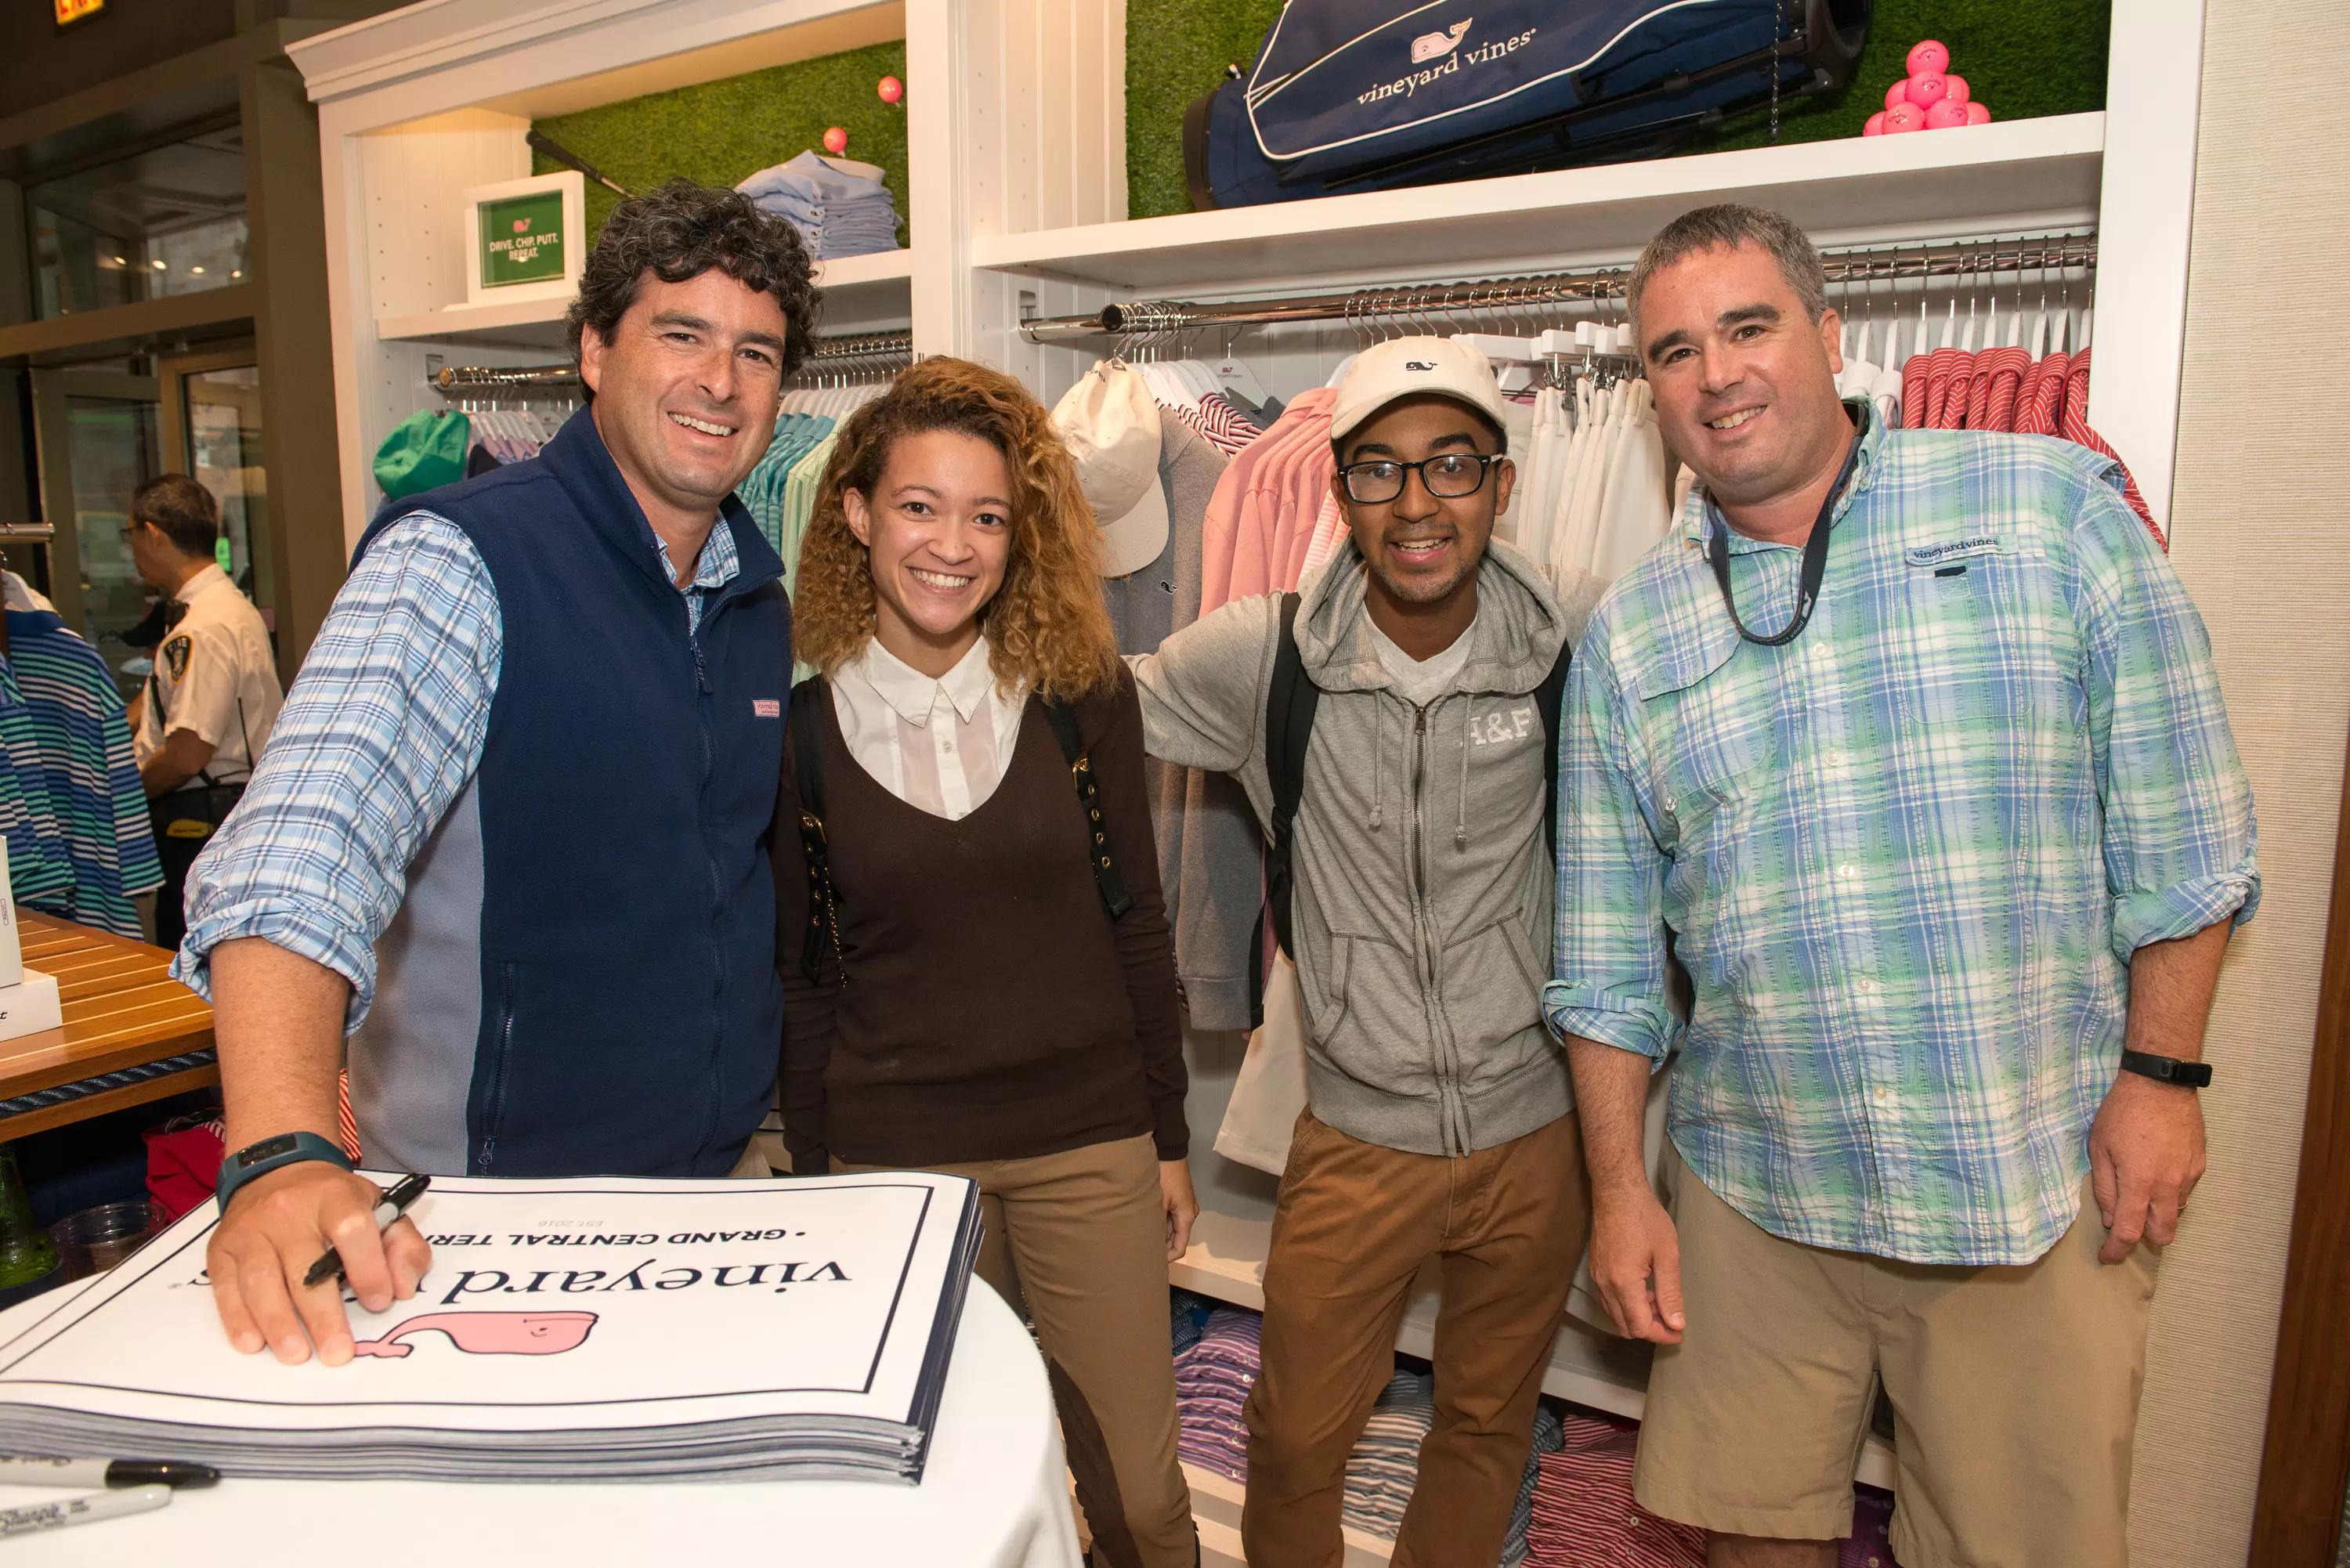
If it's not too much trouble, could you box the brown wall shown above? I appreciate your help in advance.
[0,1,241,121]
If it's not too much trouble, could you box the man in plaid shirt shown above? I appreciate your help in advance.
[1547,204,2257,1568]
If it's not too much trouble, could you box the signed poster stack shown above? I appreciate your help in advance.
[0,1172,984,1483]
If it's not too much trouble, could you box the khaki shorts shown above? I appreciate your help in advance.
[1633,1146,2160,1568]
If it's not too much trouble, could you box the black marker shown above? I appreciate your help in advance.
[0,1456,218,1489]
[302,1172,432,1288]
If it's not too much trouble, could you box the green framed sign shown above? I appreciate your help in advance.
[461,171,584,309]
[479,191,568,287]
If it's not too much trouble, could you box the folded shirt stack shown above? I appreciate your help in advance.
[736,151,902,260]
[1842,1484,1900,1568]
[1339,1370,1434,1539]
[1502,1403,1567,1567]
[1170,1288,1214,1360]
[1525,1410,1705,1567]
[1174,1306,1261,1480]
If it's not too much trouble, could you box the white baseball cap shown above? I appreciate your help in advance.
[1051,361,1170,577]
[1330,335,1511,448]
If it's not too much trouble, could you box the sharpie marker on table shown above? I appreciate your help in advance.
[0,1483,172,1538]
[0,1456,217,1489]
[302,1172,432,1288]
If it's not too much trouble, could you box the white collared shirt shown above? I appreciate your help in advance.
[830,636,1028,820]
[133,562,285,784]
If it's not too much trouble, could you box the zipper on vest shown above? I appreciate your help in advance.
[691,624,728,1158]
[475,961,519,1175]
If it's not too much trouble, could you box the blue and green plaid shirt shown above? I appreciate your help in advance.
[1545,400,2258,1266]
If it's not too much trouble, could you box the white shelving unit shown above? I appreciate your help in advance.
[287,2,2204,1556]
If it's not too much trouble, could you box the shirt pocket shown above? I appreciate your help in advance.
[1638,627,1782,862]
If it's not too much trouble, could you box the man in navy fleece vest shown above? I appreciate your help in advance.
[175,181,817,1365]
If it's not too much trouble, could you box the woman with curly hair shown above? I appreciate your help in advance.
[772,356,1196,1567]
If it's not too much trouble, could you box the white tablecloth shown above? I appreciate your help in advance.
[0,1277,1079,1568]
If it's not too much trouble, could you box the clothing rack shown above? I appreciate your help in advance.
[1019,233,2099,345]
[430,329,917,395]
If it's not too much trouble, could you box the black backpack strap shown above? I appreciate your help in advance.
[1041,698,1136,922]
[1251,592,1318,1028]
[787,677,844,987]
[1534,633,1575,853]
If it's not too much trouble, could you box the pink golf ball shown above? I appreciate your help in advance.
[1907,39,1950,76]
[1885,78,1911,110]
[1941,73,1969,104]
[1864,110,1887,136]
[1883,102,1926,134]
[1965,100,1992,125]
[822,125,848,154]
[877,75,903,105]
[1905,72,1949,110]
[1925,97,1969,129]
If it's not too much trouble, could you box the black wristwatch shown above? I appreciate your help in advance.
[2120,1050,2214,1089]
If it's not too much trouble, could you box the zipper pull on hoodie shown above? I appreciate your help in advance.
[1455,699,1473,848]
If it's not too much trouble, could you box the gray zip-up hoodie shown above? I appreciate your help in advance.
[1132,537,1578,1157]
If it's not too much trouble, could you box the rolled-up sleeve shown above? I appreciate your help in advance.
[169,515,501,1030]
[2069,468,2260,961]
[1543,629,1679,1061]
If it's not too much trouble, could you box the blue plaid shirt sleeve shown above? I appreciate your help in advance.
[171,514,501,1031]
[2068,467,2261,959]
[1543,626,1681,1062]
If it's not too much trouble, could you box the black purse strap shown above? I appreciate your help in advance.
[786,677,843,987]
[1039,697,1135,921]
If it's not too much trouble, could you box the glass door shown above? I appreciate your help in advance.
[162,353,272,640]
[27,364,164,699]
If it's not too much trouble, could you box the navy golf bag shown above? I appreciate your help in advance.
[1184,0,1872,208]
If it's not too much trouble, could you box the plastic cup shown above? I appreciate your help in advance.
[50,1200,164,1281]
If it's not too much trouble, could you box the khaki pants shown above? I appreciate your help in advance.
[1243,1108,1589,1568]
[1635,1147,2160,1568]
[836,1135,1195,1568]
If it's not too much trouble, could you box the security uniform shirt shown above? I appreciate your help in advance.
[134,563,283,789]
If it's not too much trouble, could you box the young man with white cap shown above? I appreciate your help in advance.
[1131,337,1589,1568]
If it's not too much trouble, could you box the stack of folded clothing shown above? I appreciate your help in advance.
[1842,1484,1900,1568]
[1502,1402,1567,1566]
[1170,1288,1213,1359]
[1174,1305,1260,1479]
[1525,1410,1705,1566]
[736,151,902,259]
[1340,1370,1434,1539]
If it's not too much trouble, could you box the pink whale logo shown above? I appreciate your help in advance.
[349,1311,597,1359]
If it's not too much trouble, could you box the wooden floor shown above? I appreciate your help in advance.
[0,912,215,1139]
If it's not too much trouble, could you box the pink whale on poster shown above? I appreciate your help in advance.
[348,1311,598,1359]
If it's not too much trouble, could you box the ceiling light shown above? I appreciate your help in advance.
[189,266,204,275]
[151,259,166,270]
[230,269,241,279]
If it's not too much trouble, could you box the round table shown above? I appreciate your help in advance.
[0,1277,1079,1567]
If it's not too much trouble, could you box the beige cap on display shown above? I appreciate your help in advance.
[1330,335,1511,446]
[1051,361,1170,577]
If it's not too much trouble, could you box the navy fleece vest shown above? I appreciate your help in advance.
[351,410,788,1178]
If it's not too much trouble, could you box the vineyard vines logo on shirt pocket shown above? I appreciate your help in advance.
[753,699,781,718]
[1906,537,2003,568]
[1469,704,1536,748]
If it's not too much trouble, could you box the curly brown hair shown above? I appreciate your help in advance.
[794,357,1121,703]
[565,179,821,381]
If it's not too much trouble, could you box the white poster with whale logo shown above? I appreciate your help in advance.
[0,1172,983,1482]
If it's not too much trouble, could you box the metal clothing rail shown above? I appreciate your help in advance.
[432,329,916,393]
[1019,234,2099,346]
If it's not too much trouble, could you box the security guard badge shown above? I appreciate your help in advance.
[162,634,192,683]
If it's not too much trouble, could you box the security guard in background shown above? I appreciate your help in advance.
[124,475,284,948]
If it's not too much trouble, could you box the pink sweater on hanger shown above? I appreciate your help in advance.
[1200,388,1335,614]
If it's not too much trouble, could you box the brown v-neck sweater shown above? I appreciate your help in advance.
[772,664,1188,1172]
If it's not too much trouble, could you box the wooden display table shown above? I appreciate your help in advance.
[0,913,215,1140]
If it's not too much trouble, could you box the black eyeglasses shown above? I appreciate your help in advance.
[1336,452,1502,505]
